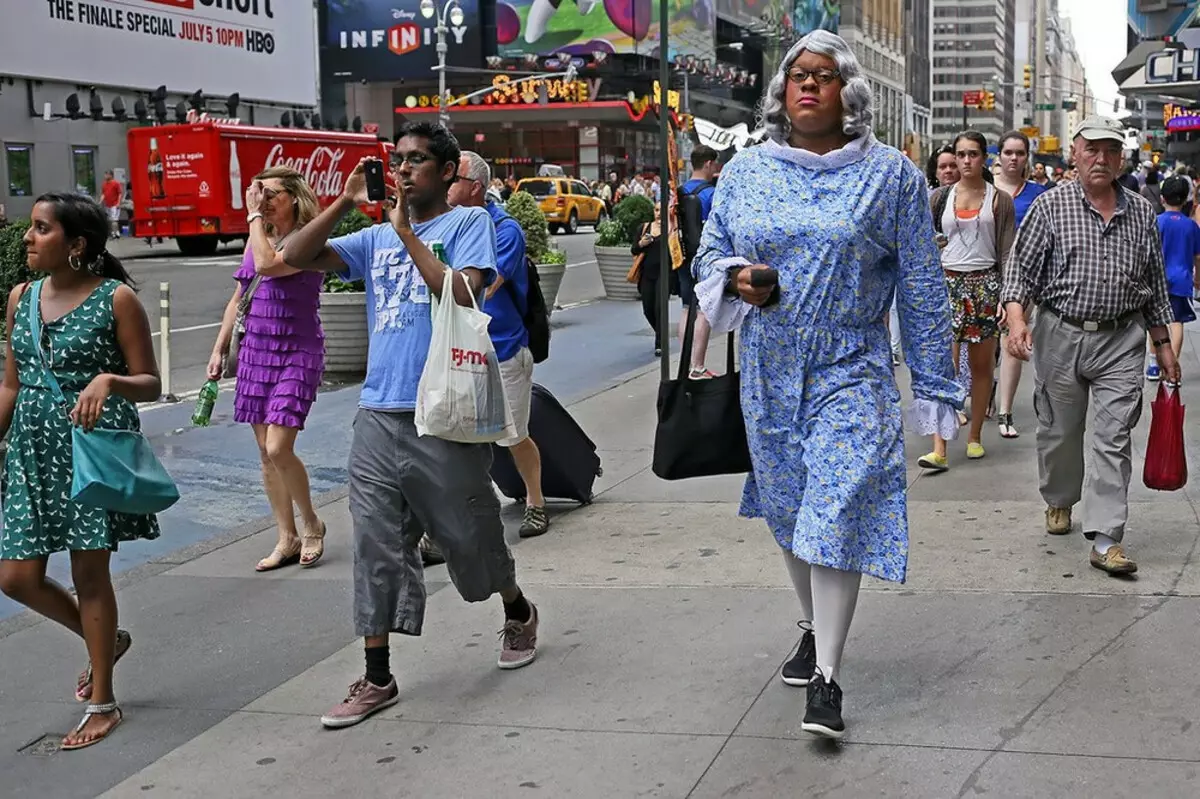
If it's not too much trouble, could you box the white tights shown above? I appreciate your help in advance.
[783,552,862,684]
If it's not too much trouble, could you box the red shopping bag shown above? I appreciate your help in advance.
[1144,384,1187,491]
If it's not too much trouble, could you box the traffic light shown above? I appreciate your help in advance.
[1023,65,1032,89]
[981,90,996,111]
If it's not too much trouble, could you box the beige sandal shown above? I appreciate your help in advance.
[255,539,301,572]
[300,521,327,568]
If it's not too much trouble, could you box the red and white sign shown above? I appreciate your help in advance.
[263,144,350,200]
[127,122,391,241]
[389,24,421,56]
[1,0,316,105]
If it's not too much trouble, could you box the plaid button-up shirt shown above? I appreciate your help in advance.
[1001,180,1172,327]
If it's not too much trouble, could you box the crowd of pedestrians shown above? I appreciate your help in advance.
[0,28,1196,754]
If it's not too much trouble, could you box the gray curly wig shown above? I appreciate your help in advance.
[757,29,874,143]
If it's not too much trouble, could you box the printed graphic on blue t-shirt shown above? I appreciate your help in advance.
[329,205,497,411]
[1157,210,1200,298]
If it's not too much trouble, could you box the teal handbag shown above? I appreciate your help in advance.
[28,280,180,515]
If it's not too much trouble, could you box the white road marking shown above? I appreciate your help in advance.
[566,260,596,269]
[150,321,222,338]
[139,377,237,412]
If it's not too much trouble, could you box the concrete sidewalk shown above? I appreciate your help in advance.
[6,334,1200,798]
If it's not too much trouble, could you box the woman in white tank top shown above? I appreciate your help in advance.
[917,131,1016,472]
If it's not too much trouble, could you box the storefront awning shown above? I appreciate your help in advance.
[398,100,646,127]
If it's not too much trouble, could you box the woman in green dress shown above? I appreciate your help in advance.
[0,193,161,750]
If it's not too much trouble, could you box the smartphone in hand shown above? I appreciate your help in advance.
[749,267,779,288]
[749,267,781,307]
[363,159,387,203]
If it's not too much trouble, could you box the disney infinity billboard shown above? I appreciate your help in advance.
[322,0,483,82]
[495,0,716,60]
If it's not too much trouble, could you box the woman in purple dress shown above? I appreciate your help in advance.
[207,166,326,571]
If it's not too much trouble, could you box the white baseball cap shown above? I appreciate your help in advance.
[1072,115,1125,144]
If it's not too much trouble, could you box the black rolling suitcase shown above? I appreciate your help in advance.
[490,383,602,504]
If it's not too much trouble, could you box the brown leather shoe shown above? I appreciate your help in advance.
[1090,545,1137,575]
[1045,506,1072,535]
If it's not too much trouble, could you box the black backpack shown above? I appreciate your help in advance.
[677,181,713,262]
[932,187,950,235]
[499,231,550,363]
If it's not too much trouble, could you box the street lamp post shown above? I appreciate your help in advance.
[420,0,464,128]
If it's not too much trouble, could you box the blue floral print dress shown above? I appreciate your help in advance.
[692,136,964,583]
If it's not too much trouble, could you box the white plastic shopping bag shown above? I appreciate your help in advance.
[415,267,515,443]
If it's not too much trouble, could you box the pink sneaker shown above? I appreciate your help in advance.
[320,677,399,729]
[498,602,539,670]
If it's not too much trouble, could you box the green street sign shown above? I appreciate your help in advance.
[1035,103,1056,111]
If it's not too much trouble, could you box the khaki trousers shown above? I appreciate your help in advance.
[1032,309,1145,542]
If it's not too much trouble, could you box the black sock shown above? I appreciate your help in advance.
[364,645,391,687]
[503,592,532,623]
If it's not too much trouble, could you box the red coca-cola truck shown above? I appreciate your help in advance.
[127,121,391,256]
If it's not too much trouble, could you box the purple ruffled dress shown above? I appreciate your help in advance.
[232,248,324,429]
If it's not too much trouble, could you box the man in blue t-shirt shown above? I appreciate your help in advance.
[1148,175,1200,382]
[449,150,550,539]
[275,121,542,730]
[678,145,719,378]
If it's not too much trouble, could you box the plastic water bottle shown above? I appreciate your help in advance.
[192,379,219,426]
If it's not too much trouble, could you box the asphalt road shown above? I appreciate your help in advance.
[123,230,602,398]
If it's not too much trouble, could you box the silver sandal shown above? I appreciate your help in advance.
[61,701,123,751]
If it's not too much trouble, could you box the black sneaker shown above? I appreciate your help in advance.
[419,534,445,566]
[519,505,550,538]
[780,621,816,687]
[801,673,845,739]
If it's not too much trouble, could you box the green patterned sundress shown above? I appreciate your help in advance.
[0,279,160,559]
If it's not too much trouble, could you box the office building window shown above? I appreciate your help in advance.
[6,144,32,197]
[73,146,97,196]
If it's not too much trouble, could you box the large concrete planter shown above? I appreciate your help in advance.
[536,262,565,311]
[595,245,639,301]
[320,291,368,381]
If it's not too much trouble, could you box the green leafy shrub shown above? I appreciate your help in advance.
[322,209,374,292]
[0,220,32,326]
[539,247,567,266]
[504,191,551,261]
[610,194,655,246]
[594,219,626,247]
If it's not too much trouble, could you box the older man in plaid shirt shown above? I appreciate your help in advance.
[1002,115,1179,577]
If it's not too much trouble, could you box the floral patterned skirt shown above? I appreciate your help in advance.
[945,267,1001,343]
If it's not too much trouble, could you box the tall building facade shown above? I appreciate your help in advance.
[839,0,908,150]
[931,0,1017,144]
[1015,0,1094,159]
[905,0,933,159]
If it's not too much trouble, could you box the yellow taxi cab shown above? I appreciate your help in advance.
[516,176,608,234]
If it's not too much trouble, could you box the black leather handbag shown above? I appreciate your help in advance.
[651,300,753,480]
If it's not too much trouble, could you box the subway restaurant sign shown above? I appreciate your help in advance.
[399,74,600,109]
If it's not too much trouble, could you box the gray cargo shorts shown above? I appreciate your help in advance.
[348,408,517,637]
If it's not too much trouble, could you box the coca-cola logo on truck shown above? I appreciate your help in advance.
[263,144,347,199]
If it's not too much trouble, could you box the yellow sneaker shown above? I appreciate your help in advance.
[966,442,986,459]
[1045,506,1072,535]
[917,452,949,472]
[1090,545,1137,575]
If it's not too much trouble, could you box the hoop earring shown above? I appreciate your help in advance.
[69,254,83,271]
